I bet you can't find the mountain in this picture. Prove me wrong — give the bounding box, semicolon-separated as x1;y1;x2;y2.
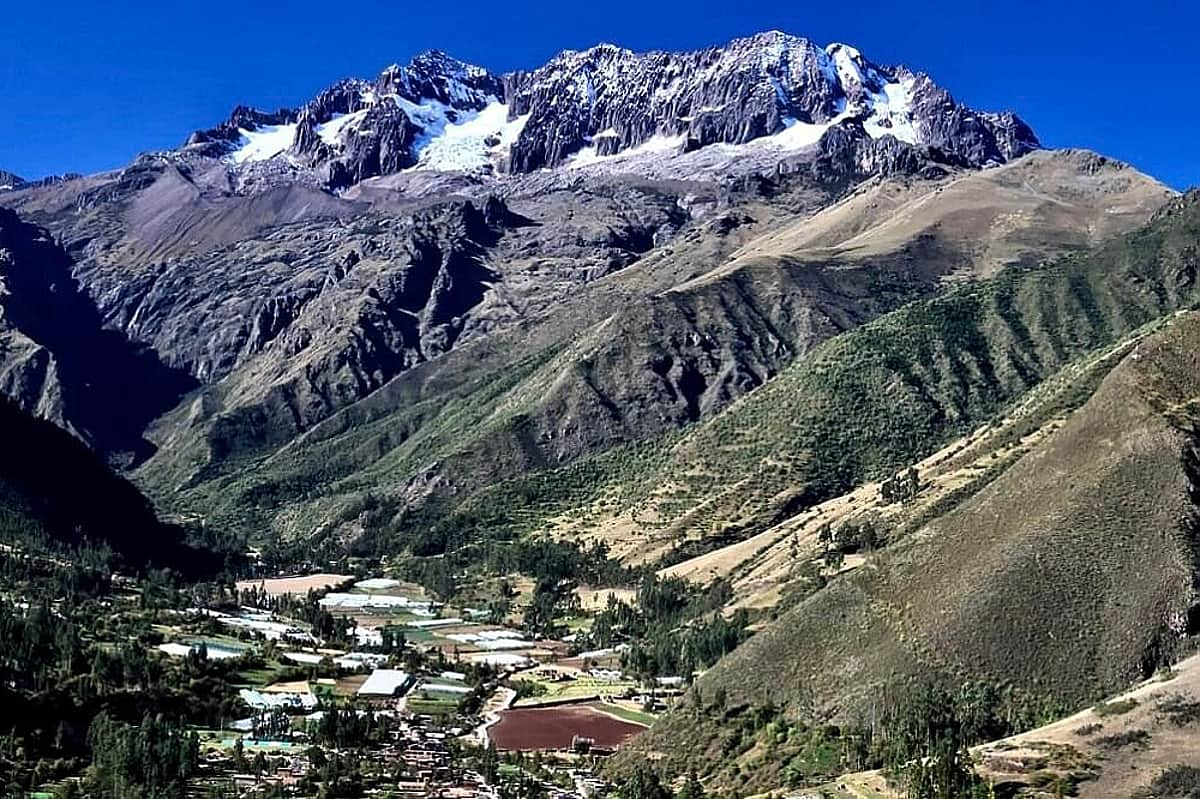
0;208;197;463
179;32;1036;190
0;31;1171;553
0;390;211;573
0;171;24;191
0;26;1194;795
114;150;1168;552
617;192;1200;789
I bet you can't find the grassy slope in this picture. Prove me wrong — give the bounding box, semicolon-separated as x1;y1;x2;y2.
618;192;1200;542
626;304;1200;788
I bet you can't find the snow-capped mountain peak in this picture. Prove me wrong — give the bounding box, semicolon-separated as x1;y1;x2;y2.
184;31;1038;189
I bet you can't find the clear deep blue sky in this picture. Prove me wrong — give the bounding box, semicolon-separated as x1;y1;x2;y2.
2;0;1196;188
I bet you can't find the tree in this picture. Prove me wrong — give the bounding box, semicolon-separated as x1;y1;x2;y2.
619;762;672;799
481;741;499;784
824;549;845;571
880;683;985;799
677;771;705;799
233;737;246;770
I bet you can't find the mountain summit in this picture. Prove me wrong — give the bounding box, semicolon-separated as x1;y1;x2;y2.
183;31;1038;189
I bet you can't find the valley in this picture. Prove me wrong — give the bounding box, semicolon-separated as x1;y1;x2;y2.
0;23;1198;799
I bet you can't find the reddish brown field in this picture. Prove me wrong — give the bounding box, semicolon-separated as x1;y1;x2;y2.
235;573;353;597
488;705;645;751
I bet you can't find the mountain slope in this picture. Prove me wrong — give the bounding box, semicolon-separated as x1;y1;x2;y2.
501;183;1200;564
0;34;1174;569
129;151;1171;546
0;208;197;463
0;392;208;572
616;197;1200;788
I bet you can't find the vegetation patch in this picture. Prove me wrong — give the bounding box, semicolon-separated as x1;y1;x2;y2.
1093;698;1139;717
1095;728;1151;750
1133;764;1200;799
1156;694;1200;726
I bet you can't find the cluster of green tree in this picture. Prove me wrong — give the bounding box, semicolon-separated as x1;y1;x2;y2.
306;708;397;749
623;612;749;682
0;600;85;693
480;745;584;799
85;712;199;798
308;750;365;799
872;683;992;799
576;575;750;679
0;537;117;598
816;518;883;559
880;466;921;504
616;762;705;799
0;575;247;792
522;575;583;637
674;677;1069;794
399;536;641;602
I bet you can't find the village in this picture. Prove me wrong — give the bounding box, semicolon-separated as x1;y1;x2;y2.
147;571;683;798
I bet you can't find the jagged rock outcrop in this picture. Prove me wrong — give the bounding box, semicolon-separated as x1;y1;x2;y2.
0;209;195;463
182;31;1038;189
0;171;24;191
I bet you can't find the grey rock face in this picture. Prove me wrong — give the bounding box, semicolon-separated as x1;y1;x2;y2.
505;33;1038;171
0;171;24;190
0;208;196;464
506;33;844;171
326;103;421;189
184;30;1038;189
375;50;504;109
899;72;1038;164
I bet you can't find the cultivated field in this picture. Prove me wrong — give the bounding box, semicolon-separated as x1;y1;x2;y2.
487;704;646;751
236;574;354;596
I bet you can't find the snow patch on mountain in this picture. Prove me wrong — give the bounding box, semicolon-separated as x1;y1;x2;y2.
864;80;918;144
317;110;370;146
412;101;529;172
828;44;868;92
231;124;297;164
769;113;847;150
567;133;686;168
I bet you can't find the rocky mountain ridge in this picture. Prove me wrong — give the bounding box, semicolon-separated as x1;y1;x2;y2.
181;31;1038;190
0;171;24;191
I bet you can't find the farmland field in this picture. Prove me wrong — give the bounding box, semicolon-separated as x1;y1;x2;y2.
594;702;656;726
487;705;646;751
512;673;639;707
235;574;353;597
406;690;461;716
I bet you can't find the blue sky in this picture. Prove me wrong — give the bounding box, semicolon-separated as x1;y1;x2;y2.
1;0;1196;188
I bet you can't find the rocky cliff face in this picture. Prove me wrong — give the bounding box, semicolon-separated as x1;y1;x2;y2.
183;31;1037;190
504;34;1036;172
0;171;24;191
0;209;196;464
